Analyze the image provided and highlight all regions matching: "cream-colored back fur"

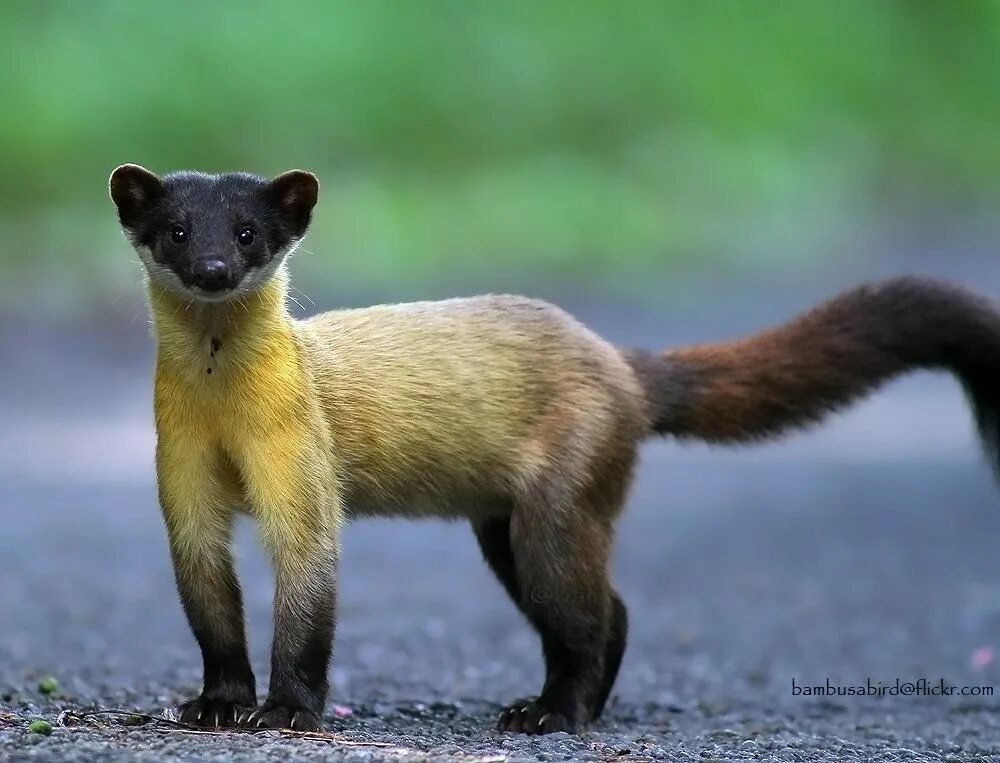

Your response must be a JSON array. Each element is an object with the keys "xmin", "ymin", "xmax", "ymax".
[{"xmin": 302, "ymin": 292, "xmax": 644, "ymax": 518}]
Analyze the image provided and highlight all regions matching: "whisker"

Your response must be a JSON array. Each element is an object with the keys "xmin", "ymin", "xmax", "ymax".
[{"xmin": 292, "ymin": 286, "xmax": 316, "ymax": 306}]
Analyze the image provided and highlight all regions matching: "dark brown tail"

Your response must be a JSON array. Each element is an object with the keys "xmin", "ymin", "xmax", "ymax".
[{"xmin": 626, "ymin": 277, "xmax": 1000, "ymax": 473}]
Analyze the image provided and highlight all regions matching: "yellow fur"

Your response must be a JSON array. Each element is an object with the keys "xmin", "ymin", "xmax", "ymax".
[
  {"xmin": 152, "ymin": 270, "xmax": 339, "ymax": 579},
  {"xmin": 151, "ymin": 265, "xmax": 644, "ymax": 529}
]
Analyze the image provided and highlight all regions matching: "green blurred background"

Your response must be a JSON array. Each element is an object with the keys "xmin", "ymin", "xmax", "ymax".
[{"xmin": 2, "ymin": 0, "xmax": 999, "ymax": 315}]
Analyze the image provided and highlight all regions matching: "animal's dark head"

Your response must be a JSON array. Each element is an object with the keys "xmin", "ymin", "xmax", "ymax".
[{"xmin": 109, "ymin": 165, "xmax": 319, "ymax": 301}]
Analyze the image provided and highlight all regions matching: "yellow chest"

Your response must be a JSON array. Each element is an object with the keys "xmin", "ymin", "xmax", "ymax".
[
  {"xmin": 152, "ymin": 325, "xmax": 335, "ymax": 519},
  {"xmin": 147, "ymin": 277, "xmax": 340, "ymax": 535},
  {"xmin": 154, "ymin": 329, "xmax": 311, "ymax": 444}
]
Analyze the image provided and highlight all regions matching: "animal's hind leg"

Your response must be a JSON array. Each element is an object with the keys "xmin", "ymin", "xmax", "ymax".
[
  {"xmin": 473, "ymin": 514, "xmax": 628, "ymax": 726},
  {"xmin": 490, "ymin": 492, "xmax": 617, "ymax": 735},
  {"xmin": 473, "ymin": 516, "xmax": 577, "ymax": 702}
]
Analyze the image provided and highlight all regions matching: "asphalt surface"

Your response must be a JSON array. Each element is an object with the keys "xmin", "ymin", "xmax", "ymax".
[{"xmin": 3, "ymin": 272, "xmax": 1000, "ymax": 761}]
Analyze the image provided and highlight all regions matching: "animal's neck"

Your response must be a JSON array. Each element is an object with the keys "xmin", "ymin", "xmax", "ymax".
[{"xmin": 149, "ymin": 269, "xmax": 294, "ymax": 376}]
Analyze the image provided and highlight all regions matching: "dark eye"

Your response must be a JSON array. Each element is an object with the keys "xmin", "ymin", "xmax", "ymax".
[
  {"xmin": 169, "ymin": 225, "xmax": 187, "ymax": 244},
  {"xmin": 237, "ymin": 227, "xmax": 255, "ymax": 246}
]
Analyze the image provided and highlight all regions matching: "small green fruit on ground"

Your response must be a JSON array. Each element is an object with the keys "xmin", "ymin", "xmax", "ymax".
[
  {"xmin": 28, "ymin": 720, "xmax": 52, "ymax": 735},
  {"xmin": 37, "ymin": 677, "xmax": 58, "ymax": 695}
]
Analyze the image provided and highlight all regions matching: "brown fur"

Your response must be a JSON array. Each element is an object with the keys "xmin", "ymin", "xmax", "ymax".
[{"xmin": 629, "ymin": 278, "xmax": 1000, "ymax": 461}]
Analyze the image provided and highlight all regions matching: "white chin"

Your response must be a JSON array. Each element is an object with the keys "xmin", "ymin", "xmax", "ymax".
[
  {"xmin": 184, "ymin": 287, "xmax": 240, "ymax": 303},
  {"xmin": 145, "ymin": 268, "xmax": 242, "ymax": 303}
]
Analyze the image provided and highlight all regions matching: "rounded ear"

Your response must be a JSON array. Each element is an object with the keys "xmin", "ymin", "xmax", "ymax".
[
  {"xmin": 109, "ymin": 164, "xmax": 163, "ymax": 230},
  {"xmin": 268, "ymin": 170, "xmax": 320, "ymax": 239}
]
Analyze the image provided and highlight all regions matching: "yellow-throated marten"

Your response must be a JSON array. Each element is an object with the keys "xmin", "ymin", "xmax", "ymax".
[{"xmin": 109, "ymin": 164, "xmax": 1000, "ymax": 735}]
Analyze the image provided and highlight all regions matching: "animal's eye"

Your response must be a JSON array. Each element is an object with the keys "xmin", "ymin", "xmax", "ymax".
[
  {"xmin": 169, "ymin": 225, "xmax": 187, "ymax": 244},
  {"xmin": 237, "ymin": 227, "xmax": 255, "ymax": 246}
]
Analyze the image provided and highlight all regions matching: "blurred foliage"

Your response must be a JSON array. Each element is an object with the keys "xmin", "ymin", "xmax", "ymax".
[{"xmin": 2, "ymin": 1, "xmax": 999, "ymax": 308}]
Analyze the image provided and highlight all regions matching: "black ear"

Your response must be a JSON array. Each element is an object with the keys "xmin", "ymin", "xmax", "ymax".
[
  {"xmin": 268, "ymin": 170, "xmax": 319, "ymax": 239},
  {"xmin": 109, "ymin": 164, "xmax": 164, "ymax": 231}
]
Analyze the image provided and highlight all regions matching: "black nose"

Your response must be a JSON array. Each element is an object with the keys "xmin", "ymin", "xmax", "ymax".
[{"xmin": 191, "ymin": 259, "xmax": 231, "ymax": 292}]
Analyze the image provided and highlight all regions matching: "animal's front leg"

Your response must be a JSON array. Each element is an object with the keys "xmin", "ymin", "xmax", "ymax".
[
  {"xmin": 250, "ymin": 532, "xmax": 337, "ymax": 731},
  {"xmin": 169, "ymin": 522, "xmax": 257, "ymax": 727},
  {"xmin": 241, "ymin": 441, "xmax": 340, "ymax": 731},
  {"xmin": 158, "ymin": 436, "xmax": 256, "ymax": 727}
]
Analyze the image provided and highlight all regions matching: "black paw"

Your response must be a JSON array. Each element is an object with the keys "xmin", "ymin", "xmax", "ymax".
[
  {"xmin": 244, "ymin": 701, "xmax": 322, "ymax": 731},
  {"xmin": 497, "ymin": 698, "xmax": 577, "ymax": 735},
  {"xmin": 177, "ymin": 694, "xmax": 256, "ymax": 729}
]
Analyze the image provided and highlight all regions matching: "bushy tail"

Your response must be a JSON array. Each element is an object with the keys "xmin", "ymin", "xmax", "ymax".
[{"xmin": 626, "ymin": 277, "xmax": 1000, "ymax": 474}]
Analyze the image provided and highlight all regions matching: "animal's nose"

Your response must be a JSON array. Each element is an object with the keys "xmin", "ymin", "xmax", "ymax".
[{"xmin": 192, "ymin": 259, "xmax": 231, "ymax": 291}]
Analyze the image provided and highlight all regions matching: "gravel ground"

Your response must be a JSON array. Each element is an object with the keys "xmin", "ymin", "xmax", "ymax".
[{"xmin": 3, "ymin": 277, "xmax": 1000, "ymax": 761}]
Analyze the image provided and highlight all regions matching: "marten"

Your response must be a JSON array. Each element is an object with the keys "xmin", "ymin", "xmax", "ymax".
[{"xmin": 109, "ymin": 163, "xmax": 1000, "ymax": 735}]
